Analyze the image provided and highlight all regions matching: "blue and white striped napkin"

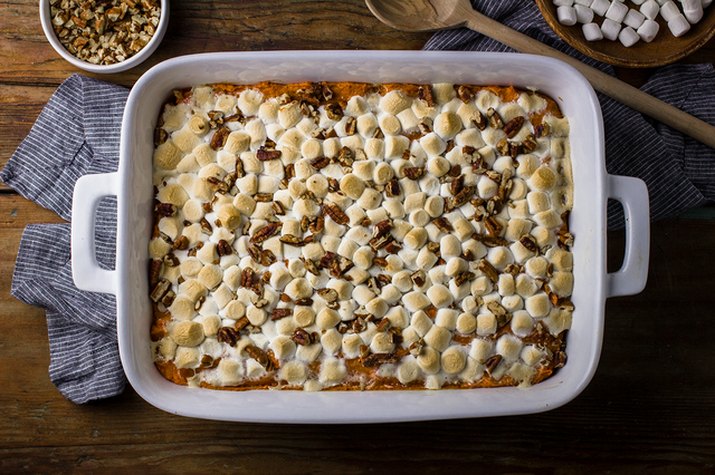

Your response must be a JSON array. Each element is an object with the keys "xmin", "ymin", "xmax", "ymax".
[
  {"xmin": 2, "ymin": 2, "xmax": 714, "ymax": 402},
  {"xmin": 1, "ymin": 75, "xmax": 128, "ymax": 403}
]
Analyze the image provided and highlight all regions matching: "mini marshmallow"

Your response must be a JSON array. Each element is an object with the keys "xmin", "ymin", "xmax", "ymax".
[
  {"xmin": 525, "ymin": 293, "xmax": 551, "ymax": 318},
  {"xmin": 575, "ymin": 4, "xmax": 595, "ymax": 23},
  {"xmin": 583, "ymin": 22, "xmax": 604, "ymax": 41},
  {"xmin": 659, "ymin": 0, "xmax": 680, "ymax": 21},
  {"xmin": 605, "ymin": 0, "xmax": 628, "ymax": 21},
  {"xmin": 423, "ymin": 325, "xmax": 451, "ymax": 352},
  {"xmin": 623, "ymin": 8, "xmax": 646, "ymax": 28},
  {"xmin": 427, "ymin": 284, "xmax": 453, "ymax": 308},
  {"xmin": 574, "ymin": 0, "xmax": 592, "ymax": 5},
  {"xmin": 553, "ymin": 0, "xmax": 574, "ymax": 5},
  {"xmin": 601, "ymin": 17, "xmax": 622, "ymax": 41},
  {"xmin": 590, "ymin": 0, "xmax": 610, "ymax": 15},
  {"xmin": 682, "ymin": 0, "xmax": 704, "ymax": 23},
  {"xmin": 557, "ymin": 5, "xmax": 578, "ymax": 25},
  {"xmin": 668, "ymin": 14, "xmax": 691, "ymax": 36},
  {"xmin": 635, "ymin": 18, "xmax": 659, "ymax": 41},
  {"xmin": 618, "ymin": 25, "xmax": 640, "ymax": 46},
  {"xmin": 403, "ymin": 290, "xmax": 431, "ymax": 312},
  {"xmin": 640, "ymin": 0, "xmax": 660, "ymax": 20}
]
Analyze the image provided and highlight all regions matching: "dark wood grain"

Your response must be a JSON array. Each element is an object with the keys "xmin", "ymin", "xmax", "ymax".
[{"xmin": 1, "ymin": 0, "xmax": 714, "ymax": 473}]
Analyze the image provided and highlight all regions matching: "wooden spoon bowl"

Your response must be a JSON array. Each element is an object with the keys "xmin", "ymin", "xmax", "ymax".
[{"xmin": 536, "ymin": 0, "xmax": 715, "ymax": 68}]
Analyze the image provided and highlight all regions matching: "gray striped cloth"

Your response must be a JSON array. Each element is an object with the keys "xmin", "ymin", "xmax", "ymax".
[
  {"xmin": 1, "ymin": 75, "xmax": 128, "ymax": 403},
  {"xmin": 424, "ymin": 0, "xmax": 715, "ymax": 226},
  {"xmin": 1, "ymin": 6, "xmax": 714, "ymax": 402}
]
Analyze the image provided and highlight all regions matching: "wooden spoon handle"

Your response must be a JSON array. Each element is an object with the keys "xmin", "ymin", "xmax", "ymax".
[{"xmin": 461, "ymin": 7, "xmax": 715, "ymax": 150}]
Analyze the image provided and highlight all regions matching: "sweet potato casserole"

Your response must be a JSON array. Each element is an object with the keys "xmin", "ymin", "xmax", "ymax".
[{"xmin": 148, "ymin": 81, "xmax": 575, "ymax": 391}]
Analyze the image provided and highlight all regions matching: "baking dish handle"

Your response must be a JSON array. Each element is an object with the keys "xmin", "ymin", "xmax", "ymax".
[
  {"xmin": 606, "ymin": 175, "xmax": 650, "ymax": 298},
  {"xmin": 71, "ymin": 172, "xmax": 119, "ymax": 295}
]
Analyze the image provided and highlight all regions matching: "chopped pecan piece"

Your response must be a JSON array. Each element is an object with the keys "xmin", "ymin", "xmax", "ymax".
[
  {"xmin": 216, "ymin": 239, "xmax": 233, "ymax": 257},
  {"xmin": 240, "ymin": 268, "xmax": 256, "ymax": 288},
  {"xmin": 385, "ymin": 178, "xmax": 401, "ymax": 197},
  {"xmin": 150, "ymin": 279, "xmax": 170, "ymax": 303},
  {"xmin": 209, "ymin": 126, "xmax": 230, "ymax": 150},
  {"xmin": 199, "ymin": 217, "xmax": 213, "ymax": 235},
  {"xmin": 233, "ymin": 316, "xmax": 251, "ymax": 332},
  {"xmin": 317, "ymin": 288, "xmax": 338, "ymax": 303},
  {"xmin": 337, "ymin": 146, "xmax": 354, "ymax": 167},
  {"xmin": 244, "ymin": 345, "xmax": 275, "ymax": 370},
  {"xmin": 472, "ymin": 111, "xmax": 487, "ymax": 131},
  {"xmin": 207, "ymin": 110, "xmax": 225, "ymax": 128},
  {"xmin": 361, "ymin": 352, "xmax": 399, "ymax": 367},
  {"xmin": 368, "ymin": 234, "xmax": 393, "ymax": 252},
  {"xmin": 351, "ymin": 316, "xmax": 367, "ymax": 334},
  {"xmin": 324, "ymin": 203, "xmax": 349, "ymax": 225},
  {"xmin": 433, "ymin": 217, "xmax": 453, "ymax": 233},
  {"xmin": 411, "ymin": 270, "xmax": 426, "ymax": 287},
  {"xmin": 503, "ymin": 116, "xmax": 525, "ymax": 138},
  {"xmin": 254, "ymin": 193, "xmax": 273, "ymax": 202},
  {"xmin": 484, "ymin": 354, "xmax": 503, "ymax": 376},
  {"xmin": 450, "ymin": 185, "xmax": 476, "ymax": 209},
  {"xmin": 309, "ymin": 215, "xmax": 325, "ymax": 234},
  {"xmin": 310, "ymin": 155, "xmax": 330, "ymax": 170},
  {"xmin": 250, "ymin": 222, "xmax": 282, "ymax": 244},
  {"xmin": 520, "ymin": 235, "xmax": 539, "ymax": 253},
  {"xmin": 256, "ymin": 146, "xmax": 282, "ymax": 161},
  {"xmin": 534, "ymin": 122, "xmax": 551, "ymax": 138},
  {"xmin": 486, "ymin": 107, "xmax": 504, "ymax": 129},
  {"xmin": 161, "ymin": 290, "xmax": 175, "ymax": 307},
  {"xmin": 403, "ymin": 166, "xmax": 425, "ymax": 180},
  {"xmin": 384, "ymin": 240, "xmax": 402, "ymax": 254},
  {"xmin": 155, "ymin": 203, "xmax": 176, "ymax": 217},
  {"xmin": 260, "ymin": 249, "xmax": 277, "ymax": 266},
  {"xmin": 280, "ymin": 234, "xmax": 306, "ymax": 247},
  {"xmin": 217, "ymin": 327, "xmax": 240, "ymax": 347},
  {"xmin": 417, "ymin": 85, "xmax": 436, "ymax": 107},
  {"xmin": 408, "ymin": 338, "xmax": 425, "ymax": 357},
  {"xmin": 376, "ymin": 318, "xmax": 391, "ymax": 332},
  {"xmin": 291, "ymin": 328, "xmax": 314, "ymax": 346},
  {"xmin": 478, "ymin": 259, "xmax": 499, "ymax": 283},
  {"xmin": 163, "ymin": 254, "xmax": 179, "ymax": 268},
  {"xmin": 373, "ymin": 219, "xmax": 392, "ymax": 238},
  {"xmin": 325, "ymin": 102, "xmax": 343, "ymax": 121},
  {"xmin": 450, "ymin": 174, "xmax": 465, "ymax": 196},
  {"xmin": 456, "ymin": 85, "xmax": 475, "ymax": 102},
  {"xmin": 521, "ymin": 134, "xmax": 538, "ymax": 153},
  {"xmin": 344, "ymin": 116, "xmax": 357, "ymax": 135},
  {"xmin": 149, "ymin": 259, "xmax": 162, "ymax": 286},
  {"xmin": 327, "ymin": 177, "xmax": 340, "ymax": 193},
  {"xmin": 154, "ymin": 128, "xmax": 168, "ymax": 146},
  {"xmin": 270, "ymin": 308, "xmax": 292, "ymax": 321},
  {"xmin": 484, "ymin": 216, "xmax": 503, "ymax": 237},
  {"xmin": 418, "ymin": 118, "xmax": 433, "ymax": 134},
  {"xmin": 454, "ymin": 271, "xmax": 475, "ymax": 287},
  {"xmin": 472, "ymin": 233, "xmax": 509, "ymax": 247},
  {"xmin": 496, "ymin": 138, "xmax": 510, "ymax": 157}
]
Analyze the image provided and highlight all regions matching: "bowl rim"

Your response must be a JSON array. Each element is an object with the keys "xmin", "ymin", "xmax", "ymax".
[{"xmin": 39, "ymin": 0, "xmax": 169, "ymax": 74}]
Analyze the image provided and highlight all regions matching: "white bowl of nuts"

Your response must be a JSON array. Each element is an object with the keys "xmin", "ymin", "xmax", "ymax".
[{"xmin": 40, "ymin": 0, "xmax": 169, "ymax": 74}]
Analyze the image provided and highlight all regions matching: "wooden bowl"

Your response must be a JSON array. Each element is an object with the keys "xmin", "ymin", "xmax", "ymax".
[{"xmin": 536, "ymin": 0, "xmax": 715, "ymax": 68}]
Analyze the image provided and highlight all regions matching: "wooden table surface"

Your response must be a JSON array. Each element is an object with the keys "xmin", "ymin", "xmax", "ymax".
[{"xmin": 2, "ymin": 1, "xmax": 714, "ymax": 472}]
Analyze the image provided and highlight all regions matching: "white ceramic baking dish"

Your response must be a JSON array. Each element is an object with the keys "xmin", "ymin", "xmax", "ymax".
[{"xmin": 71, "ymin": 51, "xmax": 649, "ymax": 423}]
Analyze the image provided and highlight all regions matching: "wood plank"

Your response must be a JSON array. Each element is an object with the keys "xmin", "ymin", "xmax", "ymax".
[
  {"xmin": 0, "ymin": 195, "xmax": 713, "ymax": 470},
  {"xmin": 0, "ymin": 0, "xmax": 431, "ymax": 86}
]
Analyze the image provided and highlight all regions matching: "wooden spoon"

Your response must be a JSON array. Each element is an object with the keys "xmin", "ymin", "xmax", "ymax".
[{"xmin": 365, "ymin": 0, "xmax": 715, "ymax": 150}]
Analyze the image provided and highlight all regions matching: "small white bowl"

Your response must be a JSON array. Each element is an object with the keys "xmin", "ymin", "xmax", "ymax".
[{"xmin": 39, "ymin": 0, "xmax": 169, "ymax": 74}]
